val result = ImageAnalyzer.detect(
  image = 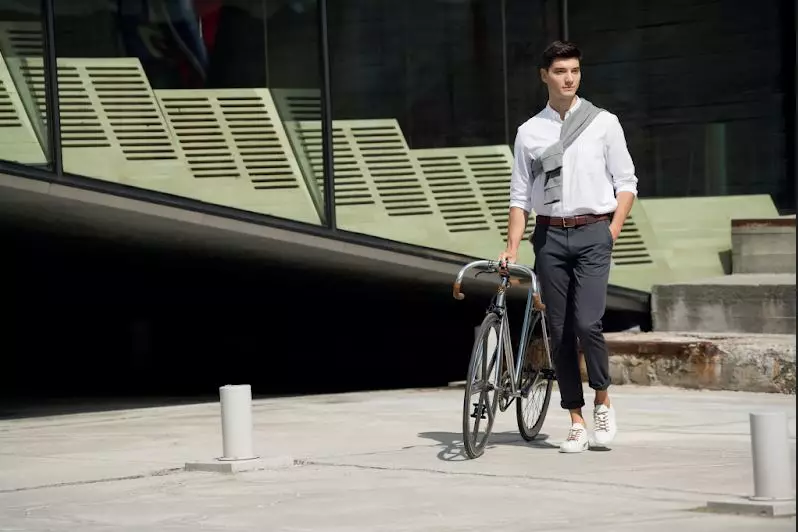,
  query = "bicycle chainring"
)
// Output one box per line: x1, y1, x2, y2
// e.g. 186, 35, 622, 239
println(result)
497, 370, 514, 411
